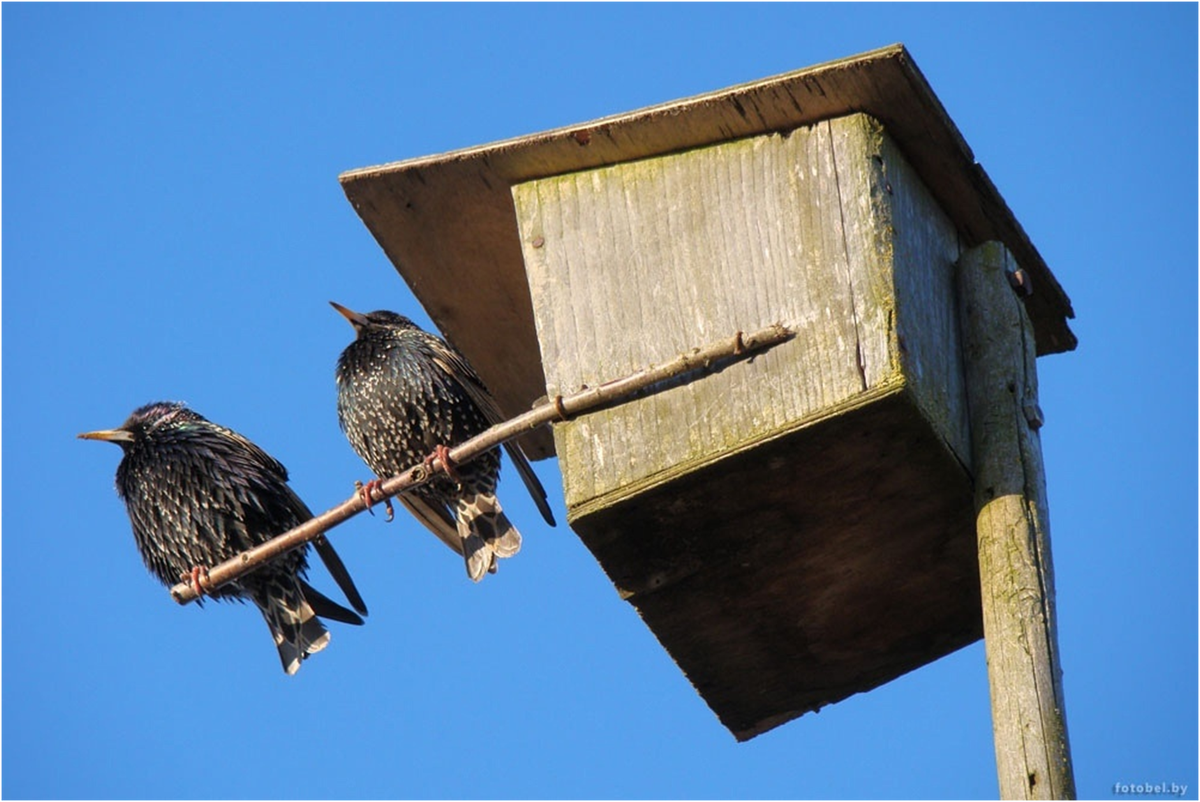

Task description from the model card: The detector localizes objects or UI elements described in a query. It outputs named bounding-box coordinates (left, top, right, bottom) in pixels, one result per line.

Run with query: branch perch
left=170, top=323, right=794, bottom=604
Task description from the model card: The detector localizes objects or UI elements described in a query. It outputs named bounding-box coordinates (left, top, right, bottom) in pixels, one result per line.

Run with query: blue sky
left=4, top=4, right=1196, bottom=799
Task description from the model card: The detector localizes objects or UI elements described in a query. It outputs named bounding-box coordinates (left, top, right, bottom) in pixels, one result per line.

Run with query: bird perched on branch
left=331, top=303, right=555, bottom=581
left=79, top=401, right=368, bottom=675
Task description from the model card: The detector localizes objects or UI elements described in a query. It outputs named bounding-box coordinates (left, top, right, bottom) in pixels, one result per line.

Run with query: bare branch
left=170, top=323, right=794, bottom=604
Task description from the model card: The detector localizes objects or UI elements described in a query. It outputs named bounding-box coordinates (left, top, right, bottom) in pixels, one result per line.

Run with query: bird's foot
left=354, top=480, right=374, bottom=516
left=425, top=444, right=461, bottom=483
left=187, top=565, right=210, bottom=597
left=356, top=478, right=394, bottom=522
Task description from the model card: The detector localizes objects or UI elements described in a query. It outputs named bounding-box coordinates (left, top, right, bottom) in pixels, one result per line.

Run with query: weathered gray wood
left=339, top=46, right=1076, bottom=465
left=515, top=113, right=968, bottom=511
left=958, top=241, right=1075, bottom=799
left=882, top=128, right=972, bottom=468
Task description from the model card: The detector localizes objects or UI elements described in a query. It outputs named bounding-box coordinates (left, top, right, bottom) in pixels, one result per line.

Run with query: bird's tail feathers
left=251, top=579, right=331, bottom=675
left=456, top=492, right=521, bottom=582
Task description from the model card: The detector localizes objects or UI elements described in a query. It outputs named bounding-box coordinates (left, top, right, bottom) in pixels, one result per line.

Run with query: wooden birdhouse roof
left=339, top=44, right=1075, bottom=460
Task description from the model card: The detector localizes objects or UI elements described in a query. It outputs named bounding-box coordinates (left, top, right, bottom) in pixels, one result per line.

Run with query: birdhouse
left=339, top=45, right=1075, bottom=741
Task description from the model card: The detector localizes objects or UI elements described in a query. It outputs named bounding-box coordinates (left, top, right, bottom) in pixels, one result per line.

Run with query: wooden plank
left=881, top=125, right=973, bottom=465
left=340, top=45, right=1075, bottom=462
left=827, top=116, right=894, bottom=391
left=958, top=241, right=1075, bottom=798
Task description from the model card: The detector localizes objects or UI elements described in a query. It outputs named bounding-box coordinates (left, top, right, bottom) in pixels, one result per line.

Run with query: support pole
left=958, top=241, right=1076, bottom=799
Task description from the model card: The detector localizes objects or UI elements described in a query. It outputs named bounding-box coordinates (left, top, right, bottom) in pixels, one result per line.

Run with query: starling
left=331, top=303, right=555, bottom=581
left=79, top=401, right=368, bottom=675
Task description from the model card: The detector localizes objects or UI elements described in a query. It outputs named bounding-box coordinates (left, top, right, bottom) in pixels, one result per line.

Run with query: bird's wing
left=181, top=421, right=370, bottom=618
left=211, top=422, right=292, bottom=482
left=259, top=472, right=370, bottom=618
left=429, top=343, right=557, bottom=527
left=299, top=579, right=364, bottom=626
left=311, top=535, right=369, bottom=617
left=499, top=440, right=556, bottom=527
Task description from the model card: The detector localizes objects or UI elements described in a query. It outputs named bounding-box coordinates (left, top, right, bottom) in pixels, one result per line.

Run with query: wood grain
left=959, top=241, right=1075, bottom=799
left=516, top=113, right=969, bottom=511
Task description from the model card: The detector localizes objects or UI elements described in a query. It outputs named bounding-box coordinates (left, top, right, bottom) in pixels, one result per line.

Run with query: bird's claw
left=187, top=565, right=210, bottom=597
left=357, top=478, right=394, bottom=522
left=355, top=480, right=375, bottom=516
left=425, top=444, right=461, bottom=483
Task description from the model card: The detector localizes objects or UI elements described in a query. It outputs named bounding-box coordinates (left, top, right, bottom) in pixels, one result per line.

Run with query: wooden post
left=958, top=241, right=1076, bottom=799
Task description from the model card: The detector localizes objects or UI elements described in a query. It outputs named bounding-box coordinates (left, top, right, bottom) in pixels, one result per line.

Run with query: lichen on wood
left=958, top=240, right=1075, bottom=799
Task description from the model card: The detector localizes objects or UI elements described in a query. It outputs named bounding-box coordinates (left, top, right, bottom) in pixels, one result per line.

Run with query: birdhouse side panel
left=877, top=132, right=972, bottom=466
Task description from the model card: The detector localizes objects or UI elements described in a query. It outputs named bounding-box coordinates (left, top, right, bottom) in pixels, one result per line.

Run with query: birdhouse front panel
left=515, top=113, right=967, bottom=513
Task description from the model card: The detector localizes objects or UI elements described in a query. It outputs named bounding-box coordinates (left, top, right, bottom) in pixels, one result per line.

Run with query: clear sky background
left=4, top=4, right=1196, bottom=800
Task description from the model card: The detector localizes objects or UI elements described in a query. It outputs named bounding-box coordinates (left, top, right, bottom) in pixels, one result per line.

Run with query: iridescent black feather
left=80, top=401, right=367, bottom=674
left=332, top=304, right=555, bottom=581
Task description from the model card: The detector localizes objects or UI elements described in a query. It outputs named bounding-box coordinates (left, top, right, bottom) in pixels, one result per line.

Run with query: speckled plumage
left=80, top=401, right=367, bottom=675
left=332, top=304, right=555, bottom=581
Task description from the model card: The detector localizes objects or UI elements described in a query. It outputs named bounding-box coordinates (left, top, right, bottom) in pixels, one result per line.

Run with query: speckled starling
left=79, top=401, right=368, bottom=675
left=331, top=303, right=555, bottom=581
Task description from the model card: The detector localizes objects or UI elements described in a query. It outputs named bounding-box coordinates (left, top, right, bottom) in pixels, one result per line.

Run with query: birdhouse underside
left=514, top=113, right=983, bottom=738
left=572, top=389, right=981, bottom=740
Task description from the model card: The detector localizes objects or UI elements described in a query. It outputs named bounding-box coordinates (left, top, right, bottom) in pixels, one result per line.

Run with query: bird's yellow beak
left=78, top=428, right=134, bottom=444
left=330, top=301, right=369, bottom=330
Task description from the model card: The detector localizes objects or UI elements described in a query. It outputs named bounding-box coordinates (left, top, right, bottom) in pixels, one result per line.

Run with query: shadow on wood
left=576, top=388, right=981, bottom=740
